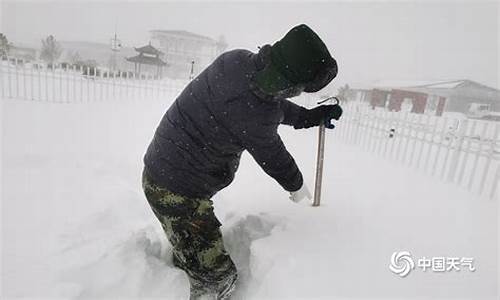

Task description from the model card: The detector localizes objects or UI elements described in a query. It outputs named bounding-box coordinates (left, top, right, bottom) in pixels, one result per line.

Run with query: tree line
left=0, top=33, right=98, bottom=70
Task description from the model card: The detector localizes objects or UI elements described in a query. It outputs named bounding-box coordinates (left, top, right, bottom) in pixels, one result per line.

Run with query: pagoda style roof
left=126, top=54, right=166, bottom=66
left=134, top=43, right=163, bottom=56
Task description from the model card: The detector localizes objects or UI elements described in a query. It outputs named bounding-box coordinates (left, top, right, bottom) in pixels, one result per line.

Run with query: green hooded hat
left=255, top=24, right=338, bottom=95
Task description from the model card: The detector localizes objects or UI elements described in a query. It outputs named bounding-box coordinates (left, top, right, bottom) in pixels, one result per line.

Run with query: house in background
left=346, top=79, right=500, bottom=119
left=150, top=30, right=227, bottom=79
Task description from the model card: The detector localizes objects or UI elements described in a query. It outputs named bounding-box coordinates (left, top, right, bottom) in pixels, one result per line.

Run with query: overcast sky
left=1, top=0, right=498, bottom=89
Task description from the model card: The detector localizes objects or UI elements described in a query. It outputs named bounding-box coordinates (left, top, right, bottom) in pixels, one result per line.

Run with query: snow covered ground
left=1, top=97, right=497, bottom=299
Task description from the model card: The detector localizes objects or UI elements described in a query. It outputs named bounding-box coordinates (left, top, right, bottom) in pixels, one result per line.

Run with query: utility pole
left=110, top=24, right=122, bottom=72
left=189, top=60, right=195, bottom=80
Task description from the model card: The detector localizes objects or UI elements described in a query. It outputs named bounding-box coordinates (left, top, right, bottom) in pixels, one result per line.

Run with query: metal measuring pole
left=312, top=96, right=339, bottom=207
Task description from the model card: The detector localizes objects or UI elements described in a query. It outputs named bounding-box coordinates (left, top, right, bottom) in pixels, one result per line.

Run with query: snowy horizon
left=1, top=0, right=498, bottom=89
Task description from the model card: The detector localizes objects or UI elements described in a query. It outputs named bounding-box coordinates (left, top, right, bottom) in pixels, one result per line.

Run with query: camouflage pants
left=142, top=169, right=237, bottom=299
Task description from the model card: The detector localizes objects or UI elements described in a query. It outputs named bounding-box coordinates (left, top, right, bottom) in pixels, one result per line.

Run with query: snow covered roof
left=349, top=79, right=499, bottom=94
left=134, top=43, right=163, bottom=56
left=412, top=80, right=466, bottom=89
left=150, top=29, right=215, bottom=43
left=372, top=79, right=442, bottom=89
left=348, top=80, right=447, bottom=91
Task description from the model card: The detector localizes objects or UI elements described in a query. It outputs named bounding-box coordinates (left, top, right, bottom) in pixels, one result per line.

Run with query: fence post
left=360, top=106, right=368, bottom=148
left=341, top=101, right=350, bottom=141
left=395, top=112, right=405, bottom=161
left=382, top=111, right=394, bottom=158
left=79, top=66, right=83, bottom=102
left=52, top=64, right=56, bottom=102
left=30, top=62, right=35, bottom=100
left=117, top=70, right=121, bottom=101
left=72, top=65, right=76, bottom=103
left=132, top=72, right=136, bottom=100
left=106, top=70, right=110, bottom=101
left=149, top=75, right=152, bottom=99
left=368, top=109, right=377, bottom=152
left=142, top=74, right=146, bottom=100
left=86, top=66, right=90, bottom=102
left=93, top=67, right=97, bottom=102
left=400, top=113, right=413, bottom=164
left=415, top=114, right=431, bottom=169
left=59, top=63, right=63, bottom=102
left=30, top=61, right=34, bottom=100
left=390, top=111, right=402, bottom=160
left=100, top=68, right=104, bottom=101
left=22, top=59, right=27, bottom=99
left=112, top=70, right=116, bottom=100
left=371, top=109, right=382, bottom=154
left=378, top=110, right=389, bottom=157
left=377, top=109, right=387, bottom=155
left=15, top=58, right=19, bottom=98
left=156, top=75, right=161, bottom=100
left=408, top=114, right=422, bottom=167
left=44, top=64, right=49, bottom=101
left=440, top=118, right=458, bottom=180
left=123, top=71, right=129, bottom=100
left=37, top=64, right=41, bottom=101
left=0, top=58, right=4, bottom=98
left=361, top=105, right=369, bottom=147
left=457, top=120, right=477, bottom=185
left=351, top=106, right=370, bottom=147
left=345, top=101, right=352, bottom=141
left=490, top=164, right=500, bottom=200
left=7, top=56, right=12, bottom=98
left=66, top=64, right=70, bottom=103
left=347, top=103, right=356, bottom=145
left=468, top=122, right=489, bottom=190
left=424, top=116, right=439, bottom=173
left=447, top=119, right=468, bottom=183
left=479, top=123, right=499, bottom=195
left=432, top=117, right=449, bottom=176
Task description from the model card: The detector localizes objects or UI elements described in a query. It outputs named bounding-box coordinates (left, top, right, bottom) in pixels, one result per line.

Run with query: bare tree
left=0, top=33, right=10, bottom=57
left=40, top=35, right=62, bottom=66
left=67, top=50, right=82, bottom=65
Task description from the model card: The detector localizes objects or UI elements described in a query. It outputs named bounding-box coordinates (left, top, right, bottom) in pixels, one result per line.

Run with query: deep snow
left=1, top=97, right=497, bottom=299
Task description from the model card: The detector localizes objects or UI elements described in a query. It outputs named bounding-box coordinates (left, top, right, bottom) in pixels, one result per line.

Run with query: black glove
left=294, top=104, right=343, bottom=129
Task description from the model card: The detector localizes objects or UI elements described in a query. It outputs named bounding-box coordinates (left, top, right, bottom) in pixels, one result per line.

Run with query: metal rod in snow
left=313, top=122, right=326, bottom=207
left=312, top=96, right=339, bottom=207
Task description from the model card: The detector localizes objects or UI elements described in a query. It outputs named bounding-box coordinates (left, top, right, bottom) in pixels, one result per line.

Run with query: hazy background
left=1, top=0, right=498, bottom=89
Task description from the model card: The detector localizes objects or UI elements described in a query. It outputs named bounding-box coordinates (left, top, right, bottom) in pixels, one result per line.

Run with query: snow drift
left=1, top=98, right=497, bottom=299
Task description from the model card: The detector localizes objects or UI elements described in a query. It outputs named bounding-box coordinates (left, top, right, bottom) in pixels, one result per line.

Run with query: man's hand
left=293, top=104, right=343, bottom=129
left=310, top=104, right=343, bottom=129
left=289, top=183, right=312, bottom=203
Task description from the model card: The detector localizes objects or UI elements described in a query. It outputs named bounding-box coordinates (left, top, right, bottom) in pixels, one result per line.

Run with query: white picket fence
left=333, top=101, right=500, bottom=199
left=0, top=59, right=187, bottom=102
left=2, top=59, right=498, bottom=199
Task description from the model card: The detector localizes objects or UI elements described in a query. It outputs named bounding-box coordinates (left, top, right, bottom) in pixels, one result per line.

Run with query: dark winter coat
left=143, top=45, right=309, bottom=199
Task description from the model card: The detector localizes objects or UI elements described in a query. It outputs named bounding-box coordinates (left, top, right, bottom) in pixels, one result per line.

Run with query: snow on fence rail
left=335, top=101, right=500, bottom=199
left=0, top=58, right=187, bottom=102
